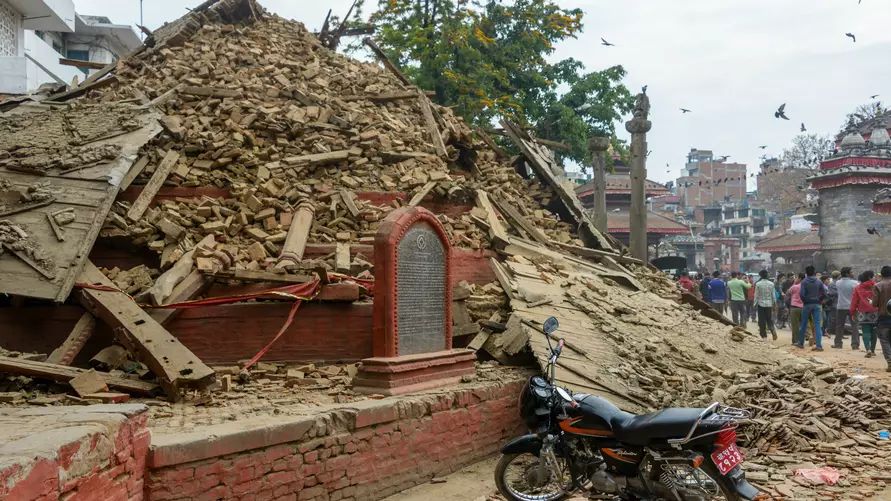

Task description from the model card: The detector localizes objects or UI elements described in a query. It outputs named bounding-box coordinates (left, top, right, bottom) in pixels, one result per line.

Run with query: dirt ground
left=383, top=324, right=891, bottom=501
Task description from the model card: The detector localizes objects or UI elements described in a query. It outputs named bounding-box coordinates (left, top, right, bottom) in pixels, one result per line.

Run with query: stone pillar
left=588, top=136, right=611, bottom=234
left=625, top=91, right=652, bottom=262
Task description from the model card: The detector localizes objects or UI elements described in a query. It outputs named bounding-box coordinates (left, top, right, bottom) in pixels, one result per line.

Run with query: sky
left=76, top=0, right=891, bottom=190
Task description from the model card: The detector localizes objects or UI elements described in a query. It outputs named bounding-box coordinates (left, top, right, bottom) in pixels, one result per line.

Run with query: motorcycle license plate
left=711, top=443, right=743, bottom=475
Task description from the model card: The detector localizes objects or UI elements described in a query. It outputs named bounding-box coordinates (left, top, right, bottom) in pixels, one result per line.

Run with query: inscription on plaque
left=396, top=223, right=446, bottom=355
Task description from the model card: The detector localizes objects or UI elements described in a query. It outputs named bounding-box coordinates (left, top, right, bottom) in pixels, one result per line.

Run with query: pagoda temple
left=575, top=156, right=689, bottom=257
left=808, top=112, right=891, bottom=270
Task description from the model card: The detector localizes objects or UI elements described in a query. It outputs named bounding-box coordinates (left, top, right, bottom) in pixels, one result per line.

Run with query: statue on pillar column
left=625, top=88, right=652, bottom=262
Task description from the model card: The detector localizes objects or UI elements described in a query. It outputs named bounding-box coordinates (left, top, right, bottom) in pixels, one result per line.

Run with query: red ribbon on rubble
left=76, top=274, right=377, bottom=373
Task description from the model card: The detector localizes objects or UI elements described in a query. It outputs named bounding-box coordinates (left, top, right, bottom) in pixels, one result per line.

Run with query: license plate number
left=711, top=443, right=743, bottom=475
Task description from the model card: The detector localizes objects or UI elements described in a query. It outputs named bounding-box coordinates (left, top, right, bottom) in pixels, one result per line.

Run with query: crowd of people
left=678, top=265, right=891, bottom=370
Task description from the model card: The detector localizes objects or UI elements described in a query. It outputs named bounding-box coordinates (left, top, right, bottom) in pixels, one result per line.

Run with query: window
left=67, top=50, right=90, bottom=74
left=0, top=0, right=17, bottom=57
left=739, top=209, right=748, bottom=218
left=743, top=252, right=748, bottom=258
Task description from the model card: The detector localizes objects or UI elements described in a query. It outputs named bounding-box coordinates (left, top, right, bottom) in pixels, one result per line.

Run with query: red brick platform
left=351, top=349, right=478, bottom=395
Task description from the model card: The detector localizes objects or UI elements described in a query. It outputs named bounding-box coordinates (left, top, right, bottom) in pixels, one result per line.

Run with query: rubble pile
left=74, top=10, right=579, bottom=265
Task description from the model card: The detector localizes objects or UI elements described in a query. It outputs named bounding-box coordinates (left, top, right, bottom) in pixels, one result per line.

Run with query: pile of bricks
left=80, top=6, right=581, bottom=279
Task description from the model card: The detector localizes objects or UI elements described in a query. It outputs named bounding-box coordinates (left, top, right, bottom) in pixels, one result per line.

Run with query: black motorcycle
left=495, top=316, right=762, bottom=501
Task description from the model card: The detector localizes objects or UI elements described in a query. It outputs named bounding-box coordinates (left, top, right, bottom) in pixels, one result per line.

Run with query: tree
left=841, top=101, right=885, bottom=131
left=363, top=0, right=634, bottom=168
left=779, top=133, right=833, bottom=173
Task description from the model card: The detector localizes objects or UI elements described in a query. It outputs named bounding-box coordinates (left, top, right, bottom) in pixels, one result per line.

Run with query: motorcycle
left=495, top=316, right=763, bottom=501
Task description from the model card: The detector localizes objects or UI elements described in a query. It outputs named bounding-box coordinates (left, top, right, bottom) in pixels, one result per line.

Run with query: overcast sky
left=78, top=0, right=891, bottom=189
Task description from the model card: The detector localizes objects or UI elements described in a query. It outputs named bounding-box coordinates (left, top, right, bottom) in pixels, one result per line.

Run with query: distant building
left=719, top=200, right=772, bottom=271
left=576, top=156, right=688, bottom=258
left=676, top=148, right=747, bottom=206
left=565, top=170, right=590, bottom=186
left=808, top=113, right=891, bottom=272
left=0, top=2, right=140, bottom=94
left=755, top=216, right=820, bottom=274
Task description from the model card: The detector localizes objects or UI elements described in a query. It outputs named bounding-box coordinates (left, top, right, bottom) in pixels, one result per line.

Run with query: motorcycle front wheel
left=494, top=452, right=570, bottom=501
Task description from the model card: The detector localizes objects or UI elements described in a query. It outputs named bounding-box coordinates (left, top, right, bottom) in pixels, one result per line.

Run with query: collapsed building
left=1, top=1, right=891, bottom=501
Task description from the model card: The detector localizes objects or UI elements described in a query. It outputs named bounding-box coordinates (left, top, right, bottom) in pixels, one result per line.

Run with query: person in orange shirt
left=746, top=275, right=757, bottom=322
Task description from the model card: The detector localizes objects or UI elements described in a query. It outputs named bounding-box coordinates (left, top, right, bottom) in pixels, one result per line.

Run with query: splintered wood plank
left=490, top=258, right=515, bottom=300
left=149, top=270, right=213, bottom=327
left=119, top=155, right=149, bottom=191
left=492, top=196, right=550, bottom=246
left=475, top=190, right=509, bottom=246
left=452, top=300, right=472, bottom=326
left=46, top=312, right=95, bottom=365
left=127, top=149, right=180, bottom=222
left=0, top=356, right=159, bottom=395
left=408, top=181, right=437, bottom=206
left=339, top=190, right=360, bottom=218
left=76, top=261, right=215, bottom=397
left=363, top=38, right=412, bottom=86
left=417, top=91, right=447, bottom=157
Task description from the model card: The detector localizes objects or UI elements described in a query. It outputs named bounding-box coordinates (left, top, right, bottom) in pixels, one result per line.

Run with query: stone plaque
left=396, top=223, right=447, bottom=355
left=372, top=206, right=452, bottom=357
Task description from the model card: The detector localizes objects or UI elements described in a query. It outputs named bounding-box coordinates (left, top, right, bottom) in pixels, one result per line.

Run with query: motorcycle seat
left=610, top=408, right=716, bottom=446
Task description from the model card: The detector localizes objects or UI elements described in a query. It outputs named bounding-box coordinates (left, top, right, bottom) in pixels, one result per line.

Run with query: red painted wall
left=0, top=408, right=150, bottom=501
left=144, top=379, right=526, bottom=501
left=166, top=302, right=374, bottom=364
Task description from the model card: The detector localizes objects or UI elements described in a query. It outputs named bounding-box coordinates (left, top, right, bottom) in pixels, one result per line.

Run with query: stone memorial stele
left=351, top=206, right=475, bottom=395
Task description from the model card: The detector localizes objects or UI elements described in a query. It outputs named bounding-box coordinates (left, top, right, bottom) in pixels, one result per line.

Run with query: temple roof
left=755, top=231, right=820, bottom=253
left=604, top=209, right=690, bottom=234
left=576, top=174, right=670, bottom=197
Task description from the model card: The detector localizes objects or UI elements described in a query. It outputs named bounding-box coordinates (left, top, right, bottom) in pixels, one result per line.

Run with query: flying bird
left=718, top=155, right=730, bottom=161
left=871, top=94, right=880, bottom=99
left=867, top=227, right=883, bottom=238
left=601, top=38, right=615, bottom=47
left=775, top=103, right=789, bottom=120
left=801, top=123, right=807, bottom=132
left=758, top=145, right=767, bottom=150
left=680, top=108, right=692, bottom=114
left=846, top=32, right=856, bottom=43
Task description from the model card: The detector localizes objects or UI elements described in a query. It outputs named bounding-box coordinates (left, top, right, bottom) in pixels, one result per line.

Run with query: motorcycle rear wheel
left=670, top=461, right=741, bottom=501
left=494, top=453, right=569, bottom=501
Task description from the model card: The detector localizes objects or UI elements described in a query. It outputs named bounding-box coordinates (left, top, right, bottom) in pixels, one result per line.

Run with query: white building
left=720, top=201, right=774, bottom=270
left=0, top=0, right=140, bottom=94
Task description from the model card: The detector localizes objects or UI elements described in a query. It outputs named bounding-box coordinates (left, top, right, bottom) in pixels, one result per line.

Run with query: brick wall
left=145, top=379, right=526, bottom=501
left=0, top=404, right=150, bottom=501
left=820, top=184, right=891, bottom=272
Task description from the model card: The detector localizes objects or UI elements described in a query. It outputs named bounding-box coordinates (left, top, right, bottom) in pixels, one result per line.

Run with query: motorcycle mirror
left=555, top=387, right=572, bottom=402
left=542, top=316, right=559, bottom=336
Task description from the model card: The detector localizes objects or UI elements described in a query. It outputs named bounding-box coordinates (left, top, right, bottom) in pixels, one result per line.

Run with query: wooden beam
left=339, top=190, right=360, bottom=218
left=46, top=75, right=119, bottom=103
left=0, top=356, right=159, bottom=396
left=340, top=91, right=436, bottom=102
left=149, top=270, right=213, bottom=326
left=552, top=241, right=645, bottom=266
left=59, top=58, right=107, bottom=70
left=210, top=269, right=315, bottom=284
left=474, top=127, right=508, bottom=159
left=119, top=155, right=149, bottom=192
left=488, top=129, right=570, bottom=150
left=500, top=120, right=612, bottom=251
left=492, top=196, right=550, bottom=246
left=490, top=258, right=515, bottom=300
left=126, top=149, right=179, bottom=222
left=475, top=190, right=509, bottom=246
left=181, top=86, right=243, bottom=99
left=417, top=91, right=447, bottom=157
left=46, top=313, right=95, bottom=365
left=363, top=37, right=412, bottom=87
left=408, top=181, right=437, bottom=206
left=76, top=261, right=215, bottom=397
